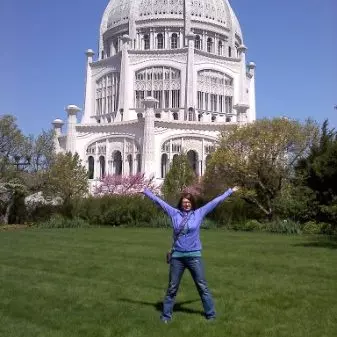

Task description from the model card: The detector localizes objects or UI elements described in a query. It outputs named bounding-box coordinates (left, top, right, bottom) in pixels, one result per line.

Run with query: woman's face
left=181, top=198, right=192, bottom=211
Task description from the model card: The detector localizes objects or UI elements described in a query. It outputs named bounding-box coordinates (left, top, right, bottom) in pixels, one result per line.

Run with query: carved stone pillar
left=81, top=49, right=94, bottom=123
left=165, top=28, right=169, bottom=49
left=233, top=44, right=249, bottom=125
left=52, top=119, right=64, bottom=153
left=247, top=62, right=256, bottom=122
left=118, top=34, right=132, bottom=121
left=141, top=97, right=158, bottom=177
left=65, top=105, right=81, bottom=154
left=185, top=33, right=195, bottom=116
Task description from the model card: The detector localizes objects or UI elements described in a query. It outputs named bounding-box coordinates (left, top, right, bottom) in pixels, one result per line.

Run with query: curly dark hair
left=177, top=192, right=197, bottom=210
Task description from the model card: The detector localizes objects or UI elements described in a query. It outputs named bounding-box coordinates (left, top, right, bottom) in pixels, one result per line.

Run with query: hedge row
left=25, top=195, right=336, bottom=235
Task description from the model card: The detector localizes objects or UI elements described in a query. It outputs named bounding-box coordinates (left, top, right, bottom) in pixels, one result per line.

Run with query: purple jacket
left=143, top=188, right=233, bottom=252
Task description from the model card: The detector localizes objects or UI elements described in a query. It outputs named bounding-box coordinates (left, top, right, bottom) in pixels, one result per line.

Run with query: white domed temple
left=52, top=0, right=256, bottom=187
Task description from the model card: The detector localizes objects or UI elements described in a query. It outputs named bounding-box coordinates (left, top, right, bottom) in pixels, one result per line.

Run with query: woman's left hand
left=232, top=186, right=240, bottom=192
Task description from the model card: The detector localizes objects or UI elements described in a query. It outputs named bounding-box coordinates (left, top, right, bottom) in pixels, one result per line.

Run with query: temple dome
left=101, top=0, right=243, bottom=40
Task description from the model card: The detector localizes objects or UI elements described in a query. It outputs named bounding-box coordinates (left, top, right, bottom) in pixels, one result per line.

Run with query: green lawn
left=0, top=228, right=336, bottom=337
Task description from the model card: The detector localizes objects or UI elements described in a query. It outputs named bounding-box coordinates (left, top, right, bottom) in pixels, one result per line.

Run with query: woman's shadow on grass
left=118, top=298, right=203, bottom=316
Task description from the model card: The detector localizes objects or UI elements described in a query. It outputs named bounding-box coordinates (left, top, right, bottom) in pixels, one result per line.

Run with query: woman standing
left=143, top=186, right=239, bottom=322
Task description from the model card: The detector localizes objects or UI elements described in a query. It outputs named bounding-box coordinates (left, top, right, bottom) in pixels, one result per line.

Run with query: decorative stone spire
left=52, top=118, right=64, bottom=153
left=141, top=97, right=158, bottom=177
left=82, top=49, right=95, bottom=124
left=65, top=105, right=81, bottom=153
left=117, top=34, right=132, bottom=121
left=247, top=62, right=256, bottom=122
left=233, top=44, right=249, bottom=124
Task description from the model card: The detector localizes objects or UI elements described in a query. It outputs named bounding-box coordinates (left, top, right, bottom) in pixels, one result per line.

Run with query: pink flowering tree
left=93, top=173, right=160, bottom=196
left=182, top=179, right=203, bottom=197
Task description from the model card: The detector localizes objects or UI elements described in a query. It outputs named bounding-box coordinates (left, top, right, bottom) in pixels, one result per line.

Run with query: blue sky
left=0, top=0, right=336, bottom=136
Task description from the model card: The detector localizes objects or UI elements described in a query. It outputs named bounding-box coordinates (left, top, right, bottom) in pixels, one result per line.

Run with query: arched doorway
left=187, top=150, right=199, bottom=175
left=88, top=156, right=94, bottom=179
left=136, top=154, right=142, bottom=173
left=172, top=154, right=179, bottom=163
left=127, top=154, right=133, bottom=175
left=161, top=153, right=168, bottom=178
left=99, top=156, right=105, bottom=178
left=113, top=151, right=122, bottom=175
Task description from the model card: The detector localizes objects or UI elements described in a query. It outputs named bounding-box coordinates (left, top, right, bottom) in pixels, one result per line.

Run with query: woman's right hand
left=232, top=186, right=240, bottom=192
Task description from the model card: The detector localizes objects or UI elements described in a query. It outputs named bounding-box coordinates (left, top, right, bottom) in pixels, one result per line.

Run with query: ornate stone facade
left=52, top=0, right=256, bottom=188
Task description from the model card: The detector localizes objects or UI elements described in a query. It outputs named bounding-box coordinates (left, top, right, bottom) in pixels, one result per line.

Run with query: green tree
left=46, top=152, right=88, bottom=205
left=29, top=129, right=56, bottom=172
left=18, top=129, right=56, bottom=193
left=204, top=118, right=319, bottom=219
left=296, top=120, right=337, bottom=226
left=0, top=115, right=29, bottom=179
left=162, top=153, right=196, bottom=203
left=0, top=115, right=57, bottom=223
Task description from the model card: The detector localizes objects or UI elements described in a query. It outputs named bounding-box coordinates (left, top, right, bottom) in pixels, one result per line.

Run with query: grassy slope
left=0, top=228, right=336, bottom=337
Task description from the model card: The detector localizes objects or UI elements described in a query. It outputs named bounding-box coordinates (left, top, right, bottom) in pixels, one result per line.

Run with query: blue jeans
left=161, top=257, right=216, bottom=320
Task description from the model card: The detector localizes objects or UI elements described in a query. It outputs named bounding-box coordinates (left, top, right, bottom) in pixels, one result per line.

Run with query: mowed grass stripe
left=0, top=228, right=336, bottom=337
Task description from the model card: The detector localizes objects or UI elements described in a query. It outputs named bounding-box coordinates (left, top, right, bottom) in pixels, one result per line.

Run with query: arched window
left=197, top=70, right=234, bottom=117
left=173, top=112, right=178, bottom=120
left=88, top=156, right=94, bottom=179
left=226, top=116, right=231, bottom=123
left=134, top=67, right=181, bottom=109
left=195, top=35, right=201, bottom=50
left=127, top=154, right=133, bottom=175
left=95, top=73, right=120, bottom=116
left=211, top=115, right=216, bottom=122
left=114, top=39, right=119, bottom=53
left=188, top=107, right=195, bottom=121
left=187, top=150, right=198, bottom=175
left=161, top=154, right=168, bottom=178
left=171, top=33, right=178, bottom=49
left=113, top=151, right=123, bottom=175
left=207, top=38, right=213, bottom=53
left=198, top=114, right=202, bottom=121
left=228, top=46, right=232, bottom=57
left=144, top=34, right=150, bottom=50
left=106, top=45, right=110, bottom=58
left=218, top=41, right=223, bottom=55
left=99, top=156, right=105, bottom=178
left=157, top=33, right=164, bottom=49
left=225, top=96, right=233, bottom=114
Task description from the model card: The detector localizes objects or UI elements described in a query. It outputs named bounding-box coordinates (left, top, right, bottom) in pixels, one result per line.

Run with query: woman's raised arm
left=197, top=186, right=239, bottom=218
left=143, top=188, right=177, bottom=216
